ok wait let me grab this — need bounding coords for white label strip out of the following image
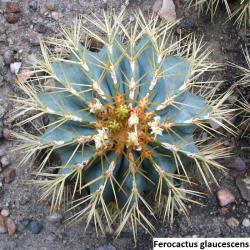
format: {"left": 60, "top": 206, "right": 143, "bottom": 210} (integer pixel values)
{"left": 153, "top": 238, "right": 250, "bottom": 250}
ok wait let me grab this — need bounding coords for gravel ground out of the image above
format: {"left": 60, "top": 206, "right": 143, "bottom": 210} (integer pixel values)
{"left": 0, "top": 0, "right": 249, "bottom": 250}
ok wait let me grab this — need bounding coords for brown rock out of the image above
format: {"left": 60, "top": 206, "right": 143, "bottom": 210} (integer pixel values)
{"left": 226, "top": 217, "right": 239, "bottom": 230}
{"left": 217, "top": 188, "right": 235, "bottom": 206}
{"left": 17, "top": 69, "right": 33, "bottom": 83}
{"left": 1, "top": 209, "right": 10, "bottom": 217}
{"left": 236, "top": 174, "right": 250, "bottom": 201}
{"left": 3, "top": 168, "right": 16, "bottom": 184}
{"left": 0, "top": 215, "right": 7, "bottom": 234}
{"left": 36, "top": 24, "right": 47, "bottom": 34}
{"left": 6, "top": 2, "right": 21, "bottom": 13}
{"left": 6, "top": 13, "right": 20, "bottom": 24}
{"left": 159, "top": 0, "right": 176, "bottom": 21}
{"left": 40, "top": 7, "right": 48, "bottom": 15}
{"left": 3, "top": 128, "right": 11, "bottom": 140}
{"left": 229, "top": 157, "right": 247, "bottom": 178}
{"left": 51, "top": 11, "right": 64, "bottom": 21}
{"left": 230, "top": 157, "right": 246, "bottom": 171}
{"left": 6, "top": 218, "right": 16, "bottom": 236}
{"left": 218, "top": 207, "right": 228, "bottom": 216}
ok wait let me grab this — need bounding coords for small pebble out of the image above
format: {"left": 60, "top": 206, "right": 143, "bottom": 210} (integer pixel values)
{"left": 40, "top": 7, "right": 48, "bottom": 15}
{"left": 3, "top": 168, "right": 16, "bottom": 184}
{"left": 218, "top": 207, "right": 228, "bottom": 216}
{"left": 51, "top": 11, "right": 64, "bottom": 20}
{"left": 10, "top": 62, "right": 22, "bottom": 75}
{"left": 226, "top": 217, "right": 239, "bottom": 230}
{"left": 36, "top": 23, "right": 47, "bottom": 33}
{"left": 242, "top": 218, "right": 250, "bottom": 228}
{"left": 230, "top": 157, "right": 246, "bottom": 171}
{"left": 217, "top": 188, "right": 235, "bottom": 206}
{"left": 6, "top": 13, "right": 20, "bottom": 24}
{"left": 3, "top": 128, "right": 11, "bottom": 140}
{"left": 3, "top": 50, "right": 14, "bottom": 65}
{"left": 47, "top": 232, "right": 57, "bottom": 241}
{"left": 28, "top": 0, "right": 38, "bottom": 11}
{"left": 27, "top": 220, "right": 43, "bottom": 234}
{"left": 46, "top": 213, "right": 62, "bottom": 224}
{"left": 6, "top": 218, "right": 16, "bottom": 236}
{"left": 105, "top": 225, "right": 114, "bottom": 234}
{"left": 1, "top": 155, "right": 10, "bottom": 167}
{"left": 1, "top": 209, "right": 10, "bottom": 217}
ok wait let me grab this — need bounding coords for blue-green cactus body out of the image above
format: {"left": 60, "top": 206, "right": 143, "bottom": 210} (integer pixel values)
{"left": 35, "top": 33, "right": 212, "bottom": 208}
{"left": 13, "top": 13, "right": 233, "bottom": 240}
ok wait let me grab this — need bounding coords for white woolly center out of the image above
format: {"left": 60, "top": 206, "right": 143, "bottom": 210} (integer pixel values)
{"left": 64, "top": 114, "right": 82, "bottom": 122}
{"left": 148, "top": 116, "right": 163, "bottom": 139}
{"left": 89, "top": 98, "right": 104, "bottom": 113}
{"left": 93, "top": 128, "right": 109, "bottom": 150}
{"left": 128, "top": 112, "right": 139, "bottom": 127}
{"left": 93, "top": 81, "right": 106, "bottom": 99}
{"left": 127, "top": 130, "right": 139, "bottom": 146}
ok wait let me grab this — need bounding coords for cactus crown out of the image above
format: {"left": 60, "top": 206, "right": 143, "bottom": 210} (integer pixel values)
{"left": 12, "top": 11, "right": 234, "bottom": 242}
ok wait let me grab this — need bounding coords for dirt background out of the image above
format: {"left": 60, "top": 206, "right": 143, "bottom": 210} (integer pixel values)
{"left": 0, "top": 0, "right": 249, "bottom": 250}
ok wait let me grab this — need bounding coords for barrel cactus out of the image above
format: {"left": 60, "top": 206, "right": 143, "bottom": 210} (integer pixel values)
{"left": 230, "top": 0, "right": 250, "bottom": 29}
{"left": 235, "top": 48, "right": 250, "bottom": 135}
{"left": 185, "top": 0, "right": 231, "bottom": 19}
{"left": 235, "top": 48, "right": 250, "bottom": 87}
{"left": 12, "top": 12, "right": 234, "bottom": 242}
{"left": 186, "top": 0, "right": 250, "bottom": 29}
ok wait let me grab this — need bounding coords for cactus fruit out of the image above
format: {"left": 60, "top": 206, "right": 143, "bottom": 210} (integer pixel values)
{"left": 186, "top": 0, "right": 250, "bottom": 29}
{"left": 12, "top": 12, "right": 234, "bottom": 242}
